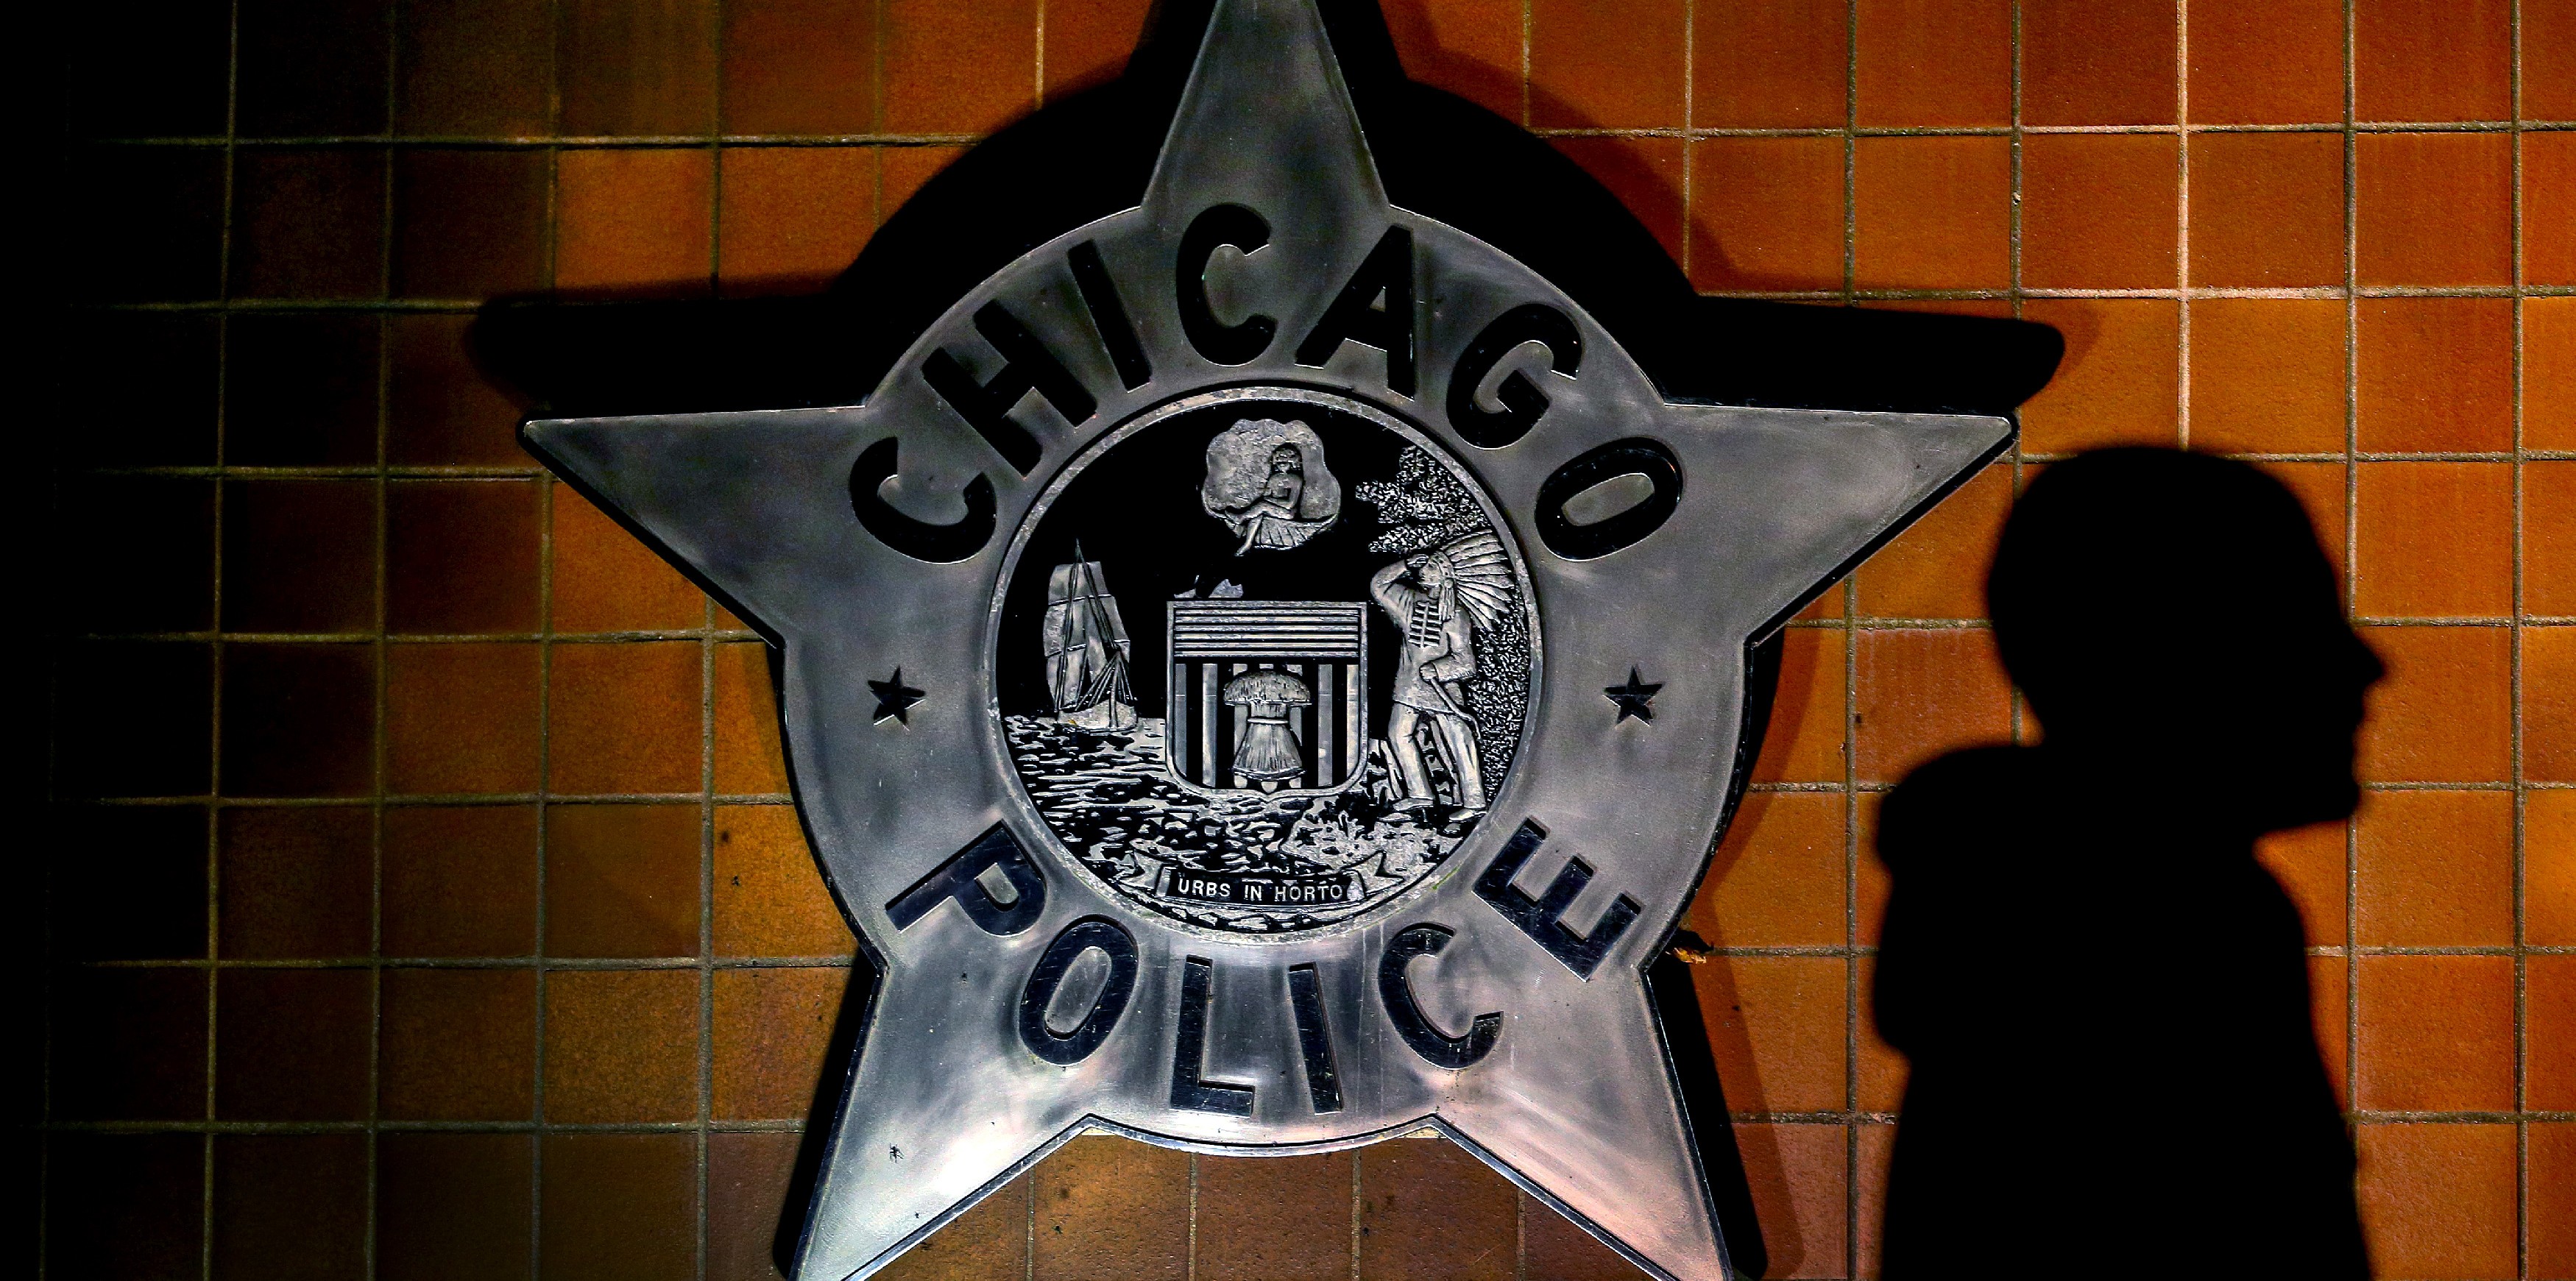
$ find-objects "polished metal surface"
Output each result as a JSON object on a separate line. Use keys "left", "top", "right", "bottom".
{"left": 521, "top": 1, "right": 2011, "bottom": 1276}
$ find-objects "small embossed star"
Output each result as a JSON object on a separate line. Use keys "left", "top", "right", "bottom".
{"left": 1604, "top": 668, "right": 1663, "bottom": 724}
{"left": 869, "top": 670, "right": 927, "bottom": 725}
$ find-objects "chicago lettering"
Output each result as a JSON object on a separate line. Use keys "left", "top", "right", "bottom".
{"left": 852, "top": 205, "right": 1680, "bottom": 564}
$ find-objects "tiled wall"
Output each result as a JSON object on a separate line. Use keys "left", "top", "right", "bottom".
{"left": 45, "top": 0, "right": 2574, "bottom": 1278}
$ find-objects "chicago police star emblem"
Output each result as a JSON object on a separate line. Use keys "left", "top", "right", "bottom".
{"left": 520, "top": 1, "right": 2020, "bottom": 1276}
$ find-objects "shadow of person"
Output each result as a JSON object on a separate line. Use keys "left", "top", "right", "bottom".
{"left": 1871, "top": 449, "right": 2381, "bottom": 1278}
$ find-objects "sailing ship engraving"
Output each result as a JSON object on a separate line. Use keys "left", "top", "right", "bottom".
{"left": 1041, "top": 547, "right": 1137, "bottom": 733}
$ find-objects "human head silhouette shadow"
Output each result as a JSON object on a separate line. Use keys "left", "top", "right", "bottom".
{"left": 1988, "top": 447, "right": 2382, "bottom": 832}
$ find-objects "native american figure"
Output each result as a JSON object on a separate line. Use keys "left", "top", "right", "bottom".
{"left": 1367, "top": 531, "right": 1513, "bottom": 812}
{"left": 1201, "top": 418, "right": 1340, "bottom": 553}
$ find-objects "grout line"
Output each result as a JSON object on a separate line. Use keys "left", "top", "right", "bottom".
{"left": 2342, "top": 0, "right": 2363, "bottom": 1137}
{"left": 204, "top": 4, "right": 242, "bottom": 1275}
{"left": 2508, "top": 3, "right": 2529, "bottom": 1276}
{"left": 364, "top": 5, "right": 396, "bottom": 1262}
{"left": 2176, "top": 0, "right": 2192, "bottom": 450}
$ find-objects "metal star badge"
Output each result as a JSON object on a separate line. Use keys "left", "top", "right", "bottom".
{"left": 522, "top": 1, "right": 2011, "bottom": 1276}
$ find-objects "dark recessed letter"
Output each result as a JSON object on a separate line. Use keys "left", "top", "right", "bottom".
{"left": 1018, "top": 917, "right": 1139, "bottom": 1066}
{"left": 1287, "top": 963, "right": 1343, "bottom": 1113}
{"left": 884, "top": 822, "right": 1046, "bottom": 936}
{"left": 1377, "top": 924, "right": 1501, "bottom": 1070}
{"left": 1169, "top": 957, "right": 1256, "bottom": 1115}
{"left": 1536, "top": 437, "right": 1682, "bottom": 561}
{"left": 1068, "top": 241, "right": 1152, "bottom": 390}
{"left": 1176, "top": 204, "right": 1277, "bottom": 365}
{"left": 1446, "top": 303, "right": 1582, "bottom": 449}
{"left": 1472, "top": 819, "right": 1641, "bottom": 979}
{"left": 921, "top": 301, "right": 1097, "bottom": 475}
{"left": 1293, "top": 226, "right": 1415, "bottom": 396}
{"left": 849, "top": 436, "right": 996, "bottom": 564}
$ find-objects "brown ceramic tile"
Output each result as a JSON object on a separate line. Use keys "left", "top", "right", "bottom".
{"left": 553, "top": 487, "right": 709, "bottom": 631}
{"left": 57, "top": 475, "right": 214, "bottom": 633}
{"left": 394, "top": 149, "right": 550, "bottom": 299}
{"left": 64, "top": 311, "right": 221, "bottom": 465}
{"left": 1693, "top": 0, "right": 1847, "bottom": 128}
{"left": 2018, "top": 299, "right": 2182, "bottom": 454}
{"left": 1384, "top": 0, "right": 1525, "bottom": 121}
{"left": 55, "top": 806, "right": 208, "bottom": 961}
{"left": 1853, "top": 628, "right": 2012, "bottom": 784}
{"left": 2352, "top": 1123, "right": 2518, "bottom": 1280}
{"left": 2356, "top": 133, "right": 2513, "bottom": 286}
{"left": 2532, "top": 627, "right": 2576, "bottom": 783}
{"left": 880, "top": 146, "right": 965, "bottom": 213}
{"left": 707, "top": 1132, "right": 798, "bottom": 1281}
{"left": 715, "top": 643, "right": 793, "bottom": 794}
{"left": 64, "top": 1, "right": 231, "bottom": 137}
{"left": 2356, "top": 625, "right": 2510, "bottom": 782}
{"left": 719, "top": 147, "right": 879, "bottom": 295}
{"left": 543, "top": 968, "right": 700, "bottom": 1121}
{"left": 1734, "top": 1122, "right": 1847, "bottom": 1279}
{"left": 49, "top": 968, "right": 208, "bottom": 1120}
{"left": 1691, "top": 792, "right": 1846, "bottom": 948}
{"left": 2353, "top": 790, "right": 2512, "bottom": 946}
{"left": 2535, "top": 0, "right": 2576, "bottom": 119}
{"left": 68, "top": 146, "right": 226, "bottom": 302}
{"left": 877, "top": 1174, "right": 1029, "bottom": 1280}
{"left": 2187, "top": 132, "right": 2346, "bottom": 288}
{"left": 1853, "top": 0, "right": 2010, "bottom": 127}
{"left": 715, "top": 966, "right": 843, "bottom": 1120}
{"left": 397, "top": 0, "right": 553, "bottom": 135}
{"left": 2187, "top": 0, "right": 2341, "bottom": 124}
{"left": 1189, "top": 1153, "right": 1351, "bottom": 1280}
{"left": 2021, "top": 0, "right": 2176, "bottom": 125}
{"left": 881, "top": 0, "right": 1037, "bottom": 136}
{"left": 2020, "top": 135, "right": 2177, "bottom": 289}
{"left": 2356, "top": 298, "right": 2514, "bottom": 453}
{"left": 2353, "top": 463, "right": 2513, "bottom": 617}
{"left": 1694, "top": 955, "right": 1849, "bottom": 1113}
{"left": 219, "top": 643, "right": 378, "bottom": 798}
{"left": 217, "top": 806, "right": 370, "bottom": 959}
{"left": 1855, "top": 793, "right": 1891, "bottom": 948}
{"left": 715, "top": 804, "right": 854, "bottom": 957}
{"left": 1530, "top": 0, "right": 1687, "bottom": 129}
{"left": 1356, "top": 1140, "right": 1517, "bottom": 1281}
{"left": 1855, "top": 957, "right": 1908, "bottom": 1113}
{"left": 1044, "top": 0, "right": 1156, "bottom": 100}
{"left": 723, "top": 0, "right": 878, "bottom": 134}
{"left": 1747, "top": 630, "right": 1844, "bottom": 784}
{"left": 2310, "top": 954, "right": 2349, "bottom": 1101}
{"left": 236, "top": 0, "right": 390, "bottom": 136}
{"left": 1686, "top": 136, "right": 1844, "bottom": 292}
{"left": 378, "top": 1133, "right": 536, "bottom": 1281}
{"left": 2354, "top": 0, "right": 2512, "bottom": 122}
{"left": 541, "top": 1133, "right": 701, "bottom": 1281}
{"left": 2250, "top": 461, "right": 2350, "bottom": 576}
{"left": 2187, "top": 299, "right": 2347, "bottom": 455}
{"left": 1521, "top": 1196, "right": 1646, "bottom": 1279}
{"left": 216, "top": 968, "right": 372, "bottom": 1120}
{"left": 2532, "top": 790, "right": 2576, "bottom": 945}
{"left": 390, "top": 313, "right": 531, "bottom": 466}
{"left": 556, "top": 148, "right": 715, "bottom": 296}
{"left": 2534, "top": 1124, "right": 2576, "bottom": 1281}
{"left": 2354, "top": 955, "right": 2515, "bottom": 1111}
{"left": 210, "top": 1133, "right": 367, "bottom": 1281}
{"left": 230, "top": 148, "right": 389, "bottom": 300}
{"left": 2534, "top": 298, "right": 2576, "bottom": 453}
{"left": 1033, "top": 1135, "right": 1190, "bottom": 1280}
{"left": 221, "top": 479, "right": 378, "bottom": 634}
{"left": 2534, "top": 955, "right": 2576, "bottom": 1110}
{"left": 1851, "top": 136, "right": 2011, "bottom": 290}
{"left": 2253, "top": 818, "right": 2349, "bottom": 946}
{"left": 382, "top": 967, "right": 539, "bottom": 1120}
{"left": 226, "top": 313, "right": 382, "bottom": 466}
{"left": 2535, "top": 461, "right": 2576, "bottom": 616}
{"left": 559, "top": 0, "right": 718, "bottom": 136}
{"left": 387, "top": 642, "right": 541, "bottom": 794}
{"left": 385, "top": 806, "right": 540, "bottom": 956}
{"left": 54, "top": 642, "right": 213, "bottom": 798}
{"left": 1854, "top": 1123, "right": 1895, "bottom": 1277}
{"left": 1855, "top": 461, "right": 2009, "bottom": 618}
{"left": 2531, "top": 133, "right": 2576, "bottom": 286}
{"left": 389, "top": 480, "right": 542, "bottom": 634}
{"left": 546, "top": 803, "right": 703, "bottom": 957}
{"left": 1551, "top": 136, "right": 1685, "bottom": 264}
{"left": 44, "top": 1134, "right": 205, "bottom": 1281}
{"left": 547, "top": 642, "right": 704, "bottom": 795}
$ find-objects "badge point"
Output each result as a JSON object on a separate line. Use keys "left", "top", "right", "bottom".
{"left": 1606, "top": 668, "right": 1664, "bottom": 723}
{"left": 868, "top": 670, "right": 927, "bottom": 725}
